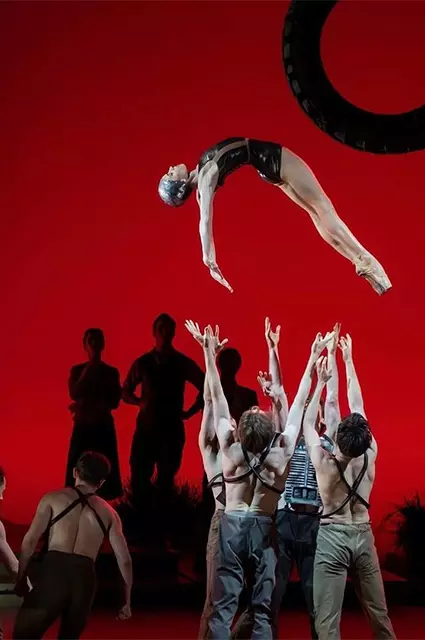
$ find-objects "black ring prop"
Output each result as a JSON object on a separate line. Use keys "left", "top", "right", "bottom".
{"left": 282, "top": 0, "right": 425, "bottom": 154}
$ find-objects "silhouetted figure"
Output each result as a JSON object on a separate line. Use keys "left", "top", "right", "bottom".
{"left": 123, "top": 314, "right": 204, "bottom": 513}
{"left": 65, "top": 329, "right": 123, "bottom": 501}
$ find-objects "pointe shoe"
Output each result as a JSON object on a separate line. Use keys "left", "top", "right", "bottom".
{"left": 355, "top": 260, "right": 392, "bottom": 295}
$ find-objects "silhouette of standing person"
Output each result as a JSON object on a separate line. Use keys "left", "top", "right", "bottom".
{"left": 123, "top": 314, "right": 204, "bottom": 511}
{"left": 65, "top": 329, "right": 123, "bottom": 501}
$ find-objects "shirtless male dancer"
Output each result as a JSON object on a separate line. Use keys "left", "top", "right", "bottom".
{"left": 13, "top": 451, "right": 133, "bottom": 639}
{"left": 303, "top": 344, "right": 395, "bottom": 640}
{"left": 186, "top": 318, "right": 287, "bottom": 640}
{"left": 233, "top": 325, "right": 340, "bottom": 640}
{"left": 192, "top": 322, "right": 334, "bottom": 639}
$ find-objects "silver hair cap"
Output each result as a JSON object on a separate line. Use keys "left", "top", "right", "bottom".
{"left": 158, "top": 176, "right": 190, "bottom": 207}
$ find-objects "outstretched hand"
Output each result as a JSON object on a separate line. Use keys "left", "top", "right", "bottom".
{"left": 203, "top": 325, "right": 229, "bottom": 355}
{"left": 326, "top": 323, "right": 341, "bottom": 355}
{"left": 311, "top": 331, "right": 335, "bottom": 359}
{"left": 316, "top": 356, "right": 332, "bottom": 384}
{"left": 208, "top": 263, "right": 233, "bottom": 293}
{"left": 185, "top": 320, "right": 205, "bottom": 347}
{"left": 265, "top": 317, "right": 281, "bottom": 349}
{"left": 338, "top": 334, "right": 353, "bottom": 361}
{"left": 257, "top": 371, "right": 281, "bottom": 402}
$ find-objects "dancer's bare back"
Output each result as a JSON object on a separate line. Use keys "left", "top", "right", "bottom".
{"left": 42, "top": 488, "right": 125, "bottom": 560}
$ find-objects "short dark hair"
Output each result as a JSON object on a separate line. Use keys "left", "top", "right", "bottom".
{"left": 0, "top": 467, "right": 5, "bottom": 485}
{"left": 217, "top": 348, "right": 242, "bottom": 374}
{"left": 75, "top": 451, "right": 111, "bottom": 487}
{"left": 83, "top": 328, "right": 105, "bottom": 348}
{"left": 152, "top": 313, "right": 176, "bottom": 333}
{"left": 337, "top": 413, "right": 372, "bottom": 458}
{"left": 238, "top": 409, "right": 274, "bottom": 455}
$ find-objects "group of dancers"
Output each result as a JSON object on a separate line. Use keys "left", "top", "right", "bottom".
{"left": 187, "top": 318, "right": 396, "bottom": 640}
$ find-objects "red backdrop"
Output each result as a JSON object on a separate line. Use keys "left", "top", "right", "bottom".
{"left": 1, "top": 1, "right": 424, "bottom": 551}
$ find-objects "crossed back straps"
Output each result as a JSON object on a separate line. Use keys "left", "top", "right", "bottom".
{"left": 320, "top": 452, "right": 370, "bottom": 519}
{"left": 223, "top": 432, "right": 283, "bottom": 496}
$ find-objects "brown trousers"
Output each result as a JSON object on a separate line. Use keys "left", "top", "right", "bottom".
{"left": 313, "top": 523, "right": 396, "bottom": 640}
{"left": 199, "top": 509, "right": 224, "bottom": 640}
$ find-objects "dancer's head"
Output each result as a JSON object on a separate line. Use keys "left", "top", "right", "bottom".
{"left": 73, "top": 451, "right": 111, "bottom": 489}
{"left": 158, "top": 165, "right": 194, "bottom": 207}
{"left": 303, "top": 396, "right": 326, "bottom": 433}
{"left": 83, "top": 328, "right": 105, "bottom": 360}
{"left": 336, "top": 413, "right": 372, "bottom": 458}
{"left": 0, "top": 468, "right": 6, "bottom": 500}
{"left": 237, "top": 407, "right": 275, "bottom": 455}
{"left": 153, "top": 313, "right": 176, "bottom": 349}
{"left": 217, "top": 348, "right": 242, "bottom": 380}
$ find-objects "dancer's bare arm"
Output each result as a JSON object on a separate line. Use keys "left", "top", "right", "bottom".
{"left": 0, "top": 522, "right": 19, "bottom": 580}
{"left": 197, "top": 166, "right": 233, "bottom": 293}
{"left": 339, "top": 334, "right": 377, "bottom": 452}
{"left": 17, "top": 495, "right": 52, "bottom": 587}
{"left": 109, "top": 510, "right": 133, "bottom": 619}
{"left": 304, "top": 358, "right": 332, "bottom": 468}
{"left": 325, "top": 323, "right": 341, "bottom": 441}
{"left": 198, "top": 373, "right": 216, "bottom": 453}
{"left": 265, "top": 318, "right": 288, "bottom": 428}
{"left": 283, "top": 332, "right": 334, "bottom": 455}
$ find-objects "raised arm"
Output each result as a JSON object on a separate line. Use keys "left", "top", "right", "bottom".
{"left": 264, "top": 318, "right": 289, "bottom": 427}
{"left": 197, "top": 167, "right": 233, "bottom": 293}
{"left": 324, "top": 323, "right": 341, "bottom": 440}
{"left": 339, "top": 334, "right": 365, "bottom": 417}
{"left": 198, "top": 372, "right": 216, "bottom": 453}
{"left": 283, "top": 332, "right": 335, "bottom": 455}
{"left": 304, "top": 358, "right": 332, "bottom": 468}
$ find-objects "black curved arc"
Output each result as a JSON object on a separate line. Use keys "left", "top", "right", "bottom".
{"left": 282, "top": 0, "right": 425, "bottom": 154}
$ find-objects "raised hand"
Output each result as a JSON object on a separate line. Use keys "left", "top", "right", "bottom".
{"left": 311, "top": 331, "right": 335, "bottom": 359}
{"left": 338, "top": 334, "right": 353, "bottom": 361}
{"left": 265, "top": 317, "right": 281, "bottom": 349}
{"left": 257, "top": 370, "right": 281, "bottom": 402}
{"left": 316, "top": 356, "right": 332, "bottom": 384}
{"left": 326, "top": 322, "right": 341, "bottom": 355}
{"left": 185, "top": 320, "right": 205, "bottom": 347}
{"left": 204, "top": 325, "right": 229, "bottom": 354}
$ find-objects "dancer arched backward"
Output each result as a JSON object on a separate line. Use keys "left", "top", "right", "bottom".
{"left": 303, "top": 342, "right": 395, "bottom": 640}
{"left": 159, "top": 138, "right": 391, "bottom": 295}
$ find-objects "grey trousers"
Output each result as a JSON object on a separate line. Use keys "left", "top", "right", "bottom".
{"left": 314, "top": 523, "right": 396, "bottom": 640}
{"left": 199, "top": 509, "right": 224, "bottom": 640}
{"left": 207, "top": 511, "right": 277, "bottom": 640}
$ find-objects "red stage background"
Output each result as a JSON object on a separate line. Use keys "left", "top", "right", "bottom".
{"left": 1, "top": 1, "right": 424, "bottom": 550}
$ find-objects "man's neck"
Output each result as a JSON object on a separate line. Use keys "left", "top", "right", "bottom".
{"left": 154, "top": 343, "right": 174, "bottom": 355}
{"left": 334, "top": 450, "right": 352, "bottom": 467}
{"left": 74, "top": 481, "right": 97, "bottom": 493}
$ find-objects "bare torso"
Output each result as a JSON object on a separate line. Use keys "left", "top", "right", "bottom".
{"left": 222, "top": 441, "right": 290, "bottom": 515}
{"left": 46, "top": 487, "right": 114, "bottom": 560}
{"left": 316, "top": 445, "right": 376, "bottom": 525}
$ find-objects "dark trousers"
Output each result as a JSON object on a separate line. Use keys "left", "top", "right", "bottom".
{"left": 208, "top": 511, "right": 276, "bottom": 640}
{"left": 13, "top": 551, "right": 96, "bottom": 639}
{"left": 232, "top": 508, "right": 319, "bottom": 640}
{"left": 130, "top": 419, "right": 185, "bottom": 502}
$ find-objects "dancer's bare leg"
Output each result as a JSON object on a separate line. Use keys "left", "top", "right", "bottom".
{"left": 278, "top": 147, "right": 391, "bottom": 295}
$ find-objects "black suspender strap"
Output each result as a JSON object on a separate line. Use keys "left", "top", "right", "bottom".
{"left": 320, "top": 453, "right": 370, "bottom": 519}
{"left": 240, "top": 433, "right": 283, "bottom": 495}
{"left": 74, "top": 488, "right": 109, "bottom": 536}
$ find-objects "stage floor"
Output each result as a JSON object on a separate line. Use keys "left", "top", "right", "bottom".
{"left": 1, "top": 606, "right": 424, "bottom": 639}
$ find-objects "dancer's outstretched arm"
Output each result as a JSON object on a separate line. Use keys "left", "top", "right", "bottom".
{"left": 278, "top": 147, "right": 391, "bottom": 295}
{"left": 283, "top": 331, "right": 334, "bottom": 455}
{"left": 198, "top": 371, "right": 216, "bottom": 454}
{"left": 304, "top": 358, "right": 332, "bottom": 467}
{"left": 197, "top": 165, "right": 233, "bottom": 293}
{"left": 339, "top": 334, "right": 377, "bottom": 453}
{"left": 265, "top": 317, "right": 289, "bottom": 428}
{"left": 324, "top": 323, "right": 341, "bottom": 441}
